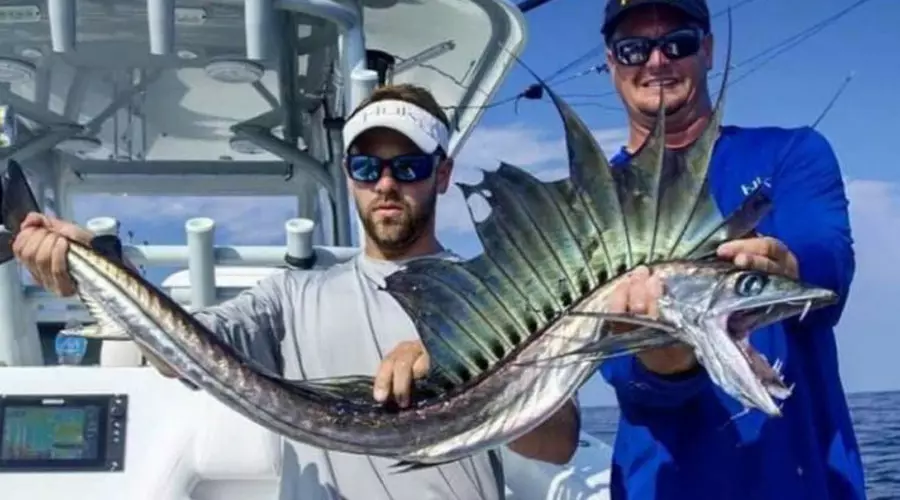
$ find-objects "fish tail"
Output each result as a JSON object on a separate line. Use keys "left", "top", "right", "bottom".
{"left": 0, "top": 160, "right": 41, "bottom": 264}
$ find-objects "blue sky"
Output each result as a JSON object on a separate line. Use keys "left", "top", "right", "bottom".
{"left": 71, "top": 0, "right": 899, "bottom": 406}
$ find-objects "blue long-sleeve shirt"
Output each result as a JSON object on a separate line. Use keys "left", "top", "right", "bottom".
{"left": 599, "top": 125, "right": 865, "bottom": 500}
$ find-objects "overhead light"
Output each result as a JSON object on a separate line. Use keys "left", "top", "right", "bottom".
{"left": 0, "top": 57, "right": 36, "bottom": 84}
{"left": 204, "top": 58, "right": 264, "bottom": 84}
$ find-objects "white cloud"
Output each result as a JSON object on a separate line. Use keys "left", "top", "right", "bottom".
{"left": 72, "top": 194, "right": 297, "bottom": 245}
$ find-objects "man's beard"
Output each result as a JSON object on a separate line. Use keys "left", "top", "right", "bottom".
{"left": 359, "top": 186, "right": 437, "bottom": 255}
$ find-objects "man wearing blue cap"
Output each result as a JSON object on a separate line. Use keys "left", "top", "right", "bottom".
{"left": 597, "top": 1, "right": 866, "bottom": 499}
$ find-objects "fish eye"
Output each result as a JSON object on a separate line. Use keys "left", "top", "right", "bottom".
{"left": 734, "top": 272, "right": 769, "bottom": 297}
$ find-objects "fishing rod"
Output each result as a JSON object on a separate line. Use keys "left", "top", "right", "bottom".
{"left": 811, "top": 71, "right": 856, "bottom": 129}
{"left": 445, "top": 0, "right": 762, "bottom": 111}
{"left": 456, "top": 0, "right": 873, "bottom": 113}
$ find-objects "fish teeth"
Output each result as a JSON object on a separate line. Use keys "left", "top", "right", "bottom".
{"left": 772, "top": 359, "right": 788, "bottom": 384}
{"left": 799, "top": 300, "right": 812, "bottom": 322}
{"left": 772, "top": 359, "right": 783, "bottom": 378}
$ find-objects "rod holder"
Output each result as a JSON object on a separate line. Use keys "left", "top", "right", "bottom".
{"left": 185, "top": 217, "right": 216, "bottom": 308}
{"left": 147, "top": 0, "right": 175, "bottom": 56}
{"left": 284, "top": 218, "right": 316, "bottom": 269}
{"left": 86, "top": 217, "right": 120, "bottom": 237}
{"left": 245, "top": 0, "right": 274, "bottom": 61}
{"left": 48, "top": 0, "right": 76, "bottom": 53}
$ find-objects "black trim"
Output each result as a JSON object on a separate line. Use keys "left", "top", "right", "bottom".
{"left": 89, "top": 234, "right": 124, "bottom": 262}
{"left": 284, "top": 252, "right": 317, "bottom": 270}
{"left": 0, "top": 394, "right": 128, "bottom": 473}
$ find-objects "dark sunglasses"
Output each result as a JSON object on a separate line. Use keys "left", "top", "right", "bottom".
{"left": 610, "top": 27, "right": 705, "bottom": 67}
{"left": 345, "top": 153, "right": 440, "bottom": 183}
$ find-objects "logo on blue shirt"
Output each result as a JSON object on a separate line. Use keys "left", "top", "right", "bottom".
{"left": 741, "top": 176, "right": 772, "bottom": 196}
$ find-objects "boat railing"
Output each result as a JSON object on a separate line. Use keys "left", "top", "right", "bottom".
{"left": 0, "top": 214, "right": 359, "bottom": 367}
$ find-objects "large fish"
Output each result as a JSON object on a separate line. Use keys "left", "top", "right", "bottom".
{"left": 0, "top": 47, "right": 836, "bottom": 470}
{"left": 370, "top": 40, "right": 837, "bottom": 465}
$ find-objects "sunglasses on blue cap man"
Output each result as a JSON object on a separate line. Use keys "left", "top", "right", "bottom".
{"left": 602, "top": 0, "right": 711, "bottom": 67}
{"left": 341, "top": 99, "right": 450, "bottom": 184}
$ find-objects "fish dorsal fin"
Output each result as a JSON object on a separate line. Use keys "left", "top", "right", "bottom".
{"left": 383, "top": 15, "right": 770, "bottom": 392}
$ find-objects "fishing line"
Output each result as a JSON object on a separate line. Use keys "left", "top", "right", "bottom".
{"left": 718, "top": 0, "right": 875, "bottom": 92}
{"left": 452, "top": 0, "right": 875, "bottom": 115}
{"left": 443, "top": 0, "right": 767, "bottom": 113}
{"left": 597, "top": 0, "right": 873, "bottom": 104}
{"left": 810, "top": 71, "right": 855, "bottom": 129}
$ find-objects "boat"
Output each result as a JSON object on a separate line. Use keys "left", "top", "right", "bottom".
{"left": 0, "top": 1, "right": 612, "bottom": 498}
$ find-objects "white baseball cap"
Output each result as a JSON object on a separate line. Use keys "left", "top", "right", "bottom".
{"left": 342, "top": 99, "right": 450, "bottom": 155}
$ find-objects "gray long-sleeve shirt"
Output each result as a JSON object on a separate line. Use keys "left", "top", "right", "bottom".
{"left": 191, "top": 251, "right": 503, "bottom": 500}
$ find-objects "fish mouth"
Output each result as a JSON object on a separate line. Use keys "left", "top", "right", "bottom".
{"left": 724, "top": 288, "right": 838, "bottom": 338}
{"left": 716, "top": 287, "right": 838, "bottom": 409}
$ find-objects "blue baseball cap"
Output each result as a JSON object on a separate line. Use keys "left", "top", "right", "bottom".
{"left": 602, "top": 0, "right": 711, "bottom": 39}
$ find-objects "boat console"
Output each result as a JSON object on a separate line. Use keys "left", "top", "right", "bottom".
{"left": 0, "top": 366, "right": 611, "bottom": 500}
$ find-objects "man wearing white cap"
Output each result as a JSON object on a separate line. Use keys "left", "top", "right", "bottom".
{"left": 10, "top": 83, "right": 580, "bottom": 499}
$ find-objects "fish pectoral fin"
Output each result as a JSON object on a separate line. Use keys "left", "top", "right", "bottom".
{"left": 569, "top": 311, "right": 680, "bottom": 333}
{"left": 0, "top": 230, "right": 13, "bottom": 265}
{"left": 65, "top": 322, "right": 131, "bottom": 341}
{"left": 514, "top": 313, "right": 680, "bottom": 367}
{"left": 574, "top": 313, "right": 681, "bottom": 358}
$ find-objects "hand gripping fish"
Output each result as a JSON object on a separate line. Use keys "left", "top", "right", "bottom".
{"left": 0, "top": 42, "right": 836, "bottom": 471}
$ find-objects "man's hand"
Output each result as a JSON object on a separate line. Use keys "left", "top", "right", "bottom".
{"left": 374, "top": 340, "right": 430, "bottom": 408}
{"left": 11, "top": 213, "right": 93, "bottom": 296}
{"left": 717, "top": 236, "right": 799, "bottom": 279}
{"left": 607, "top": 266, "right": 696, "bottom": 375}
{"left": 11, "top": 213, "right": 180, "bottom": 379}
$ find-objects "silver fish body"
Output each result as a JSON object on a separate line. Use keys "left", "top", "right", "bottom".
{"left": 0, "top": 160, "right": 670, "bottom": 467}
{"left": 0, "top": 16, "right": 839, "bottom": 468}
{"left": 377, "top": 18, "right": 838, "bottom": 463}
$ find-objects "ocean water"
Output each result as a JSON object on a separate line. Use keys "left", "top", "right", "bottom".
{"left": 581, "top": 390, "right": 900, "bottom": 499}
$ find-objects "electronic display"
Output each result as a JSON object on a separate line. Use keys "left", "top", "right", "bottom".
{"left": 0, "top": 395, "right": 127, "bottom": 473}
{"left": 1, "top": 405, "right": 101, "bottom": 461}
